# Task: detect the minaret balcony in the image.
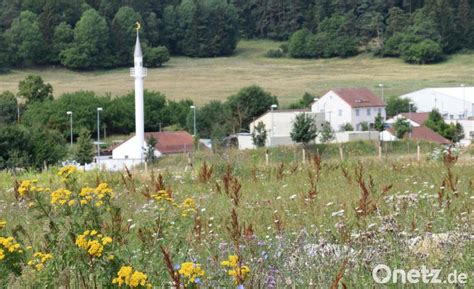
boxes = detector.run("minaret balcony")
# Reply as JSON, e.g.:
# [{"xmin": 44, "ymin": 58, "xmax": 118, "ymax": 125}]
[{"xmin": 130, "ymin": 68, "xmax": 148, "ymax": 77}]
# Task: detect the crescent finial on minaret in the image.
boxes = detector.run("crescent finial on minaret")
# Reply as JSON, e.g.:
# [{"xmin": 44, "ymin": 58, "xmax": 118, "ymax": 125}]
[{"xmin": 135, "ymin": 21, "xmax": 141, "ymax": 33}]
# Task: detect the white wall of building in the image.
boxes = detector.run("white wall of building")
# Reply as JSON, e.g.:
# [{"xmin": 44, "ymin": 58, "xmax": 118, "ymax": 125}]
[
  {"xmin": 250, "ymin": 111, "xmax": 324, "ymax": 147},
  {"xmin": 237, "ymin": 134, "xmax": 256, "ymax": 150},
  {"xmin": 385, "ymin": 114, "xmax": 421, "ymax": 127},
  {"xmin": 112, "ymin": 136, "xmax": 161, "ymax": 160},
  {"xmin": 311, "ymin": 91, "xmax": 351, "ymax": 131},
  {"xmin": 311, "ymin": 90, "xmax": 386, "ymax": 131},
  {"xmin": 401, "ymin": 88, "xmax": 474, "ymax": 120}
]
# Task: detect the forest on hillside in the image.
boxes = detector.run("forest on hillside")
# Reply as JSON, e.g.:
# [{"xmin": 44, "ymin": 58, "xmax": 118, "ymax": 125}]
[{"xmin": 0, "ymin": 0, "xmax": 473, "ymax": 69}]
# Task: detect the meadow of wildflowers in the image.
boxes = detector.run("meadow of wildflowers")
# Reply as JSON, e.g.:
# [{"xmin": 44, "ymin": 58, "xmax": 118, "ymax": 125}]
[{"xmin": 0, "ymin": 148, "xmax": 472, "ymax": 288}]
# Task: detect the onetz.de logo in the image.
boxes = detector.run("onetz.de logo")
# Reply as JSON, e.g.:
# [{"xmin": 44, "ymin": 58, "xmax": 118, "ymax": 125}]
[{"xmin": 372, "ymin": 264, "xmax": 469, "ymax": 284}]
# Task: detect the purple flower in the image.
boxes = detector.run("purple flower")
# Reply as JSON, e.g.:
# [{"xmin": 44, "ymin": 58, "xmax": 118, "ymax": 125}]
[
  {"xmin": 237, "ymin": 285, "xmax": 245, "ymax": 289},
  {"xmin": 174, "ymin": 264, "xmax": 180, "ymax": 270}
]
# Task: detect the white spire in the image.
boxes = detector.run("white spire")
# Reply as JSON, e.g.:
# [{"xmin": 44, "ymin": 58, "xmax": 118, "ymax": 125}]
[{"xmin": 134, "ymin": 32, "xmax": 142, "ymax": 58}]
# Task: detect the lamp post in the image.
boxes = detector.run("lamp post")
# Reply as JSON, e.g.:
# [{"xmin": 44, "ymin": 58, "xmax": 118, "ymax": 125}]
[
  {"xmin": 66, "ymin": 111, "xmax": 73, "ymax": 147},
  {"xmin": 378, "ymin": 84, "xmax": 384, "ymax": 102},
  {"xmin": 190, "ymin": 105, "xmax": 196, "ymax": 136},
  {"xmin": 97, "ymin": 107, "xmax": 103, "ymax": 164},
  {"xmin": 461, "ymin": 84, "xmax": 466, "ymax": 119},
  {"xmin": 270, "ymin": 104, "xmax": 278, "ymax": 147}
]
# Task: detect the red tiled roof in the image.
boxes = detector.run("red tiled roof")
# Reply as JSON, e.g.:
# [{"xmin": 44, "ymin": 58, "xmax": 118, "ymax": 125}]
[
  {"xmin": 387, "ymin": 126, "xmax": 450, "ymax": 144},
  {"xmin": 145, "ymin": 131, "xmax": 193, "ymax": 154},
  {"xmin": 332, "ymin": 88, "xmax": 385, "ymax": 108},
  {"xmin": 106, "ymin": 131, "xmax": 193, "ymax": 154},
  {"xmin": 399, "ymin": 112, "xmax": 430, "ymax": 125}
]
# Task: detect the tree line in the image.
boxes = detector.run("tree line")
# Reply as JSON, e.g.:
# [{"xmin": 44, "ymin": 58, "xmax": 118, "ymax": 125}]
[
  {"xmin": 0, "ymin": 0, "xmax": 238, "ymax": 69},
  {"xmin": 1, "ymin": 0, "xmax": 473, "ymax": 69},
  {"xmin": 285, "ymin": 0, "xmax": 474, "ymax": 63}
]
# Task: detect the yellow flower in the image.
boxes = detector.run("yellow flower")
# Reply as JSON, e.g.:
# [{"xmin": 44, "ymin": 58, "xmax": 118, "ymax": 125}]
[
  {"xmin": 221, "ymin": 255, "xmax": 250, "ymax": 285},
  {"xmin": 178, "ymin": 262, "xmax": 205, "ymax": 284},
  {"xmin": 0, "ymin": 236, "xmax": 22, "ymax": 254},
  {"xmin": 112, "ymin": 265, "xmax": 151, "ymax": 288},
  {"xmin": 75, "ymin": 230, "xmax": 112, "ymax": 258},
  {"xmin": 101, "ymin": 236, "xmax": 112, "ymax": 246},
  {"xmin": 151, "ymin": 190, "xmax": 174, "ymax": 203},
  {"xmin": 28, "ymin": 252, "xmax": 53, "ymax": 271},
  {"xmin": 50, "ymin": 188, "xmax": 72, "ymax": 206},
  {"xmin": 58, "ymin": 165, "xmax": 77, "ymax": 180},
  {"xmin": 0, "ymin": 248, "xmax": 4, "ymax": 260},
  {"xmin": 17, "ymin": 179, "xmax": 46, "ymax": 197},
  {"xmin": 179, "ymin": 198, "xmax": 197, "ymax": 217}
]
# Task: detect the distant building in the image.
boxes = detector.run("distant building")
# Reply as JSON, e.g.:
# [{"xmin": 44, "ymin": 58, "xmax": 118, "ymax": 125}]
[
  {"xmin": 112, "ymin": 131, "xmax": 193, "ymax": 159},
  {"xmin": 400, "ymin": 87, "xmax": 474, "ymax": 120},
  {"xmin": 311, "ymin": 88, "xmax": 386, "ymax": 131},
  {"xmin": 249, "ymin": 110, "xmax": 324, "ymax": 147},
  {"xmin": 381, "ymin": 126, "xmax": 450, "ymax": 144},
  {"xmin": 446, "ymin": 119, "xmax": 474, "ymax": 146},
  {"xmin": 385, "ymin": 112, "xmax": 430, "ymax": 128}
]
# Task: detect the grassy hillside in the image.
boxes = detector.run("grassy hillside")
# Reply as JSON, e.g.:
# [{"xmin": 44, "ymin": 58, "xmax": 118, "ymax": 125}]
[{"xmin": 1, "ymin": 40, "xmax": 473, "ymax": 106}]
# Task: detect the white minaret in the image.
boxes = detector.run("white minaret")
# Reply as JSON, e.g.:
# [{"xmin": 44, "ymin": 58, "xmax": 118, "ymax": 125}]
[{"xmin": 130, "ymin": 28, "xmax": 147, "ymax": 160}]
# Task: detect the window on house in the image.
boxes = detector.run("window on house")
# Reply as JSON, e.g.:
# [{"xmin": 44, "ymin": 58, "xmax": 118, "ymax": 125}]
[
  {"xmin": 338, "ymin": 109, "xmax": 342, "ymax": 116},
  {"xmin": 378, "ymin": 108, "xmax": 382, "ymax": 115},
  {"xmin": 367, "ymin": 108, "xmax": 371, "ymax": 116},
  {"xmin": 356, "ymin": 109, "xmax": 360, "ymax": 116}
]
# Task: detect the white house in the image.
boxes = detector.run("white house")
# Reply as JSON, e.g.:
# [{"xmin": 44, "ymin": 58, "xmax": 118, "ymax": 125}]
[
  {"xmin": 400, "ymin": 87, "xmax": 474, "ymax": 120},
  {"xmin": 311, "ymin": 88, "xmax": 386, "ymax": 131},
  {"xmin": 249, "ymin": 110, "xmax": 325, "ymax": 147}
]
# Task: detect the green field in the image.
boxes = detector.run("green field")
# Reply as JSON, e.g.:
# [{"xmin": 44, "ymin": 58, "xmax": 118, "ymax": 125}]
[
  {"xmin": 1, "ymin": 40, "xmax": 473, "ymax": 106},
  {"xmin": 0, "ymin": 146, "xmax": 472, "ymax": 287}
]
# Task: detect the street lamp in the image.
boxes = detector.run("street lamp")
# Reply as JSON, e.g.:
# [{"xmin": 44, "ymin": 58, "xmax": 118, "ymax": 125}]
[
  {"xmin": 97, "ymin": 107, "xmax": 103, "ymax": 164},
  {"xmin": 270, "ymin": 104, "xmax": 278, "ymax": 147},
  {"xmin": 461, "ymin": 84, "xmax": 466, "ymax": 119},
  {"xmin": 378, "ymin": 84, "xmax": 384, "ymax": 102},
  {"xmin": 66, "ymin": 111, "xmax": 73, "ymax": 147},
  {"xmin": 190, "ymin": 105, "xmax": 196, "ymax": 137}
]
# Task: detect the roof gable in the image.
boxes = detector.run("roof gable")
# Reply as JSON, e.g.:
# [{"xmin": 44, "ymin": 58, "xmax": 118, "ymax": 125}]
[
  {"xmin": 387, "ymin": 125, "xmax": 450, "ymax": 144},
  {"xmin": 332, "ymin": 88, "xmax": 385, "ymax": 108}
]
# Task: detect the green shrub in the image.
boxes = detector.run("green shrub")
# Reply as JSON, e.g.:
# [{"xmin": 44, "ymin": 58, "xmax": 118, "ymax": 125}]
[
  {"xmin": 401, "ymin": 39, "xmax": 443, "ymax": 64},
  {"xmin": 264, "ymin": 49, "xmax": 284, "ymax": 58}
]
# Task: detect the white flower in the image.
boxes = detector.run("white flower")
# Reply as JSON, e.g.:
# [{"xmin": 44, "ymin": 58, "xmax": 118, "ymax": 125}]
[
  {"xmin": 331, "ymin": 210, "xmax": 344, "ymax": 217},
  {"xmin": 289, "ymin": 194, "xmax": 297, "ymax": 200},
  {"xmin": 326, "ymin": 202, "xmax": 334, "ymax": 207}
]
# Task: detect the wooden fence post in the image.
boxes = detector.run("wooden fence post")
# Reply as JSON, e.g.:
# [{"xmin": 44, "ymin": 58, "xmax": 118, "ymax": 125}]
[
  {"xmin": 265, "ymin": 149, "xmax": 269, "ymax": 166},
  {"xmin": 339, "ymin": 145, "xmax": 344, "ymax": 161},
  {"xmin": 302, "ymin": 147, "xmax": 306, "ymax": 164}
]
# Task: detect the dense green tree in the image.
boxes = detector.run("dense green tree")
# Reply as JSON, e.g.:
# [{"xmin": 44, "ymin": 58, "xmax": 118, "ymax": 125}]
[
  {"xmin": 51, "ymin": 22, "xmax": 74, "ymax": 63},
  {"xmin": 251, "ymin": 121, "xmax": 267, "ymax": 147},
  {"xmin": 386, "ymin": 96, "xmax": 417, "ymax": 117},
  {"xmin": 340, "ymin": 123, "xmax": 353, "ymax": 131},
  {"xmin": 18, "ymin": 75, "xmax": 53, "ymax": 104},
  {"xmin": 22, "ymin": 91, "xmax": 108, "ymax": 136},
  {"xmin": 60, "ymin": 9, "xmax": 109, "ymax": 69},
  {"xmin": 4, "ymin": 11, "xmax": 44, "ymax": 66},
  {"xmin": 110, "ymin": 6, "xmax": 141, "ymax": 66},
  {"xmin": 289, "ymin": 28, "xmax": 311, "ymax": 58},
  {"xmin": 401, "ymin": 39, "xmax": 443, "ymax": 64},
  {"xmin": 386, "ymin": 7, "xmax": 410, "ymax": 36},
  {"xmin": 74, "ymin": 128, "xmax": 95, "ymax": 165},
  {"xmin": 374, "ymin": 113, "xmax": 385, "ymax": 132},
  {"xmin": 193, "ymin": 100, "xmax": 231, "ymax": 139},
  {"xmin": 227, "ymin": 85, "xmax": 278, "ymax": 132},
  {"xmin": 290, "ymin": 113, "xmax": 318, "ymax": 147},
  {"xmin": 319, "ymin": 121, "xmax": 335, "ymax": 143},
  {"xmin": 0, "ymin": 91, "xmax": 17, "ymax": 124},
  {"xmin": 0, "ymin": 124, "xmax": 66, "ymax": 169},
  {"xmin": 145, "ymin": 46, "xmax": 170, "ymax": 67},
  {"xmin": 393, "ymin": 118, "xmax": 411, "ymax": 139},
  {"xmin": 289, "ymin": 92, "xmax": 316, "ymax": 109}
]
